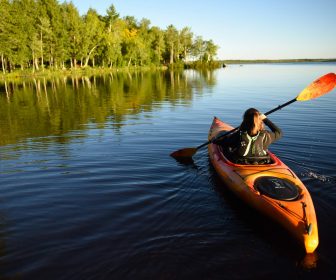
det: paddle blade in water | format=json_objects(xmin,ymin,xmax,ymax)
[
  {"xmin": 170, "ymin": 147, "xmax": 197, "ymax": 158},
  {"xmin": 297, "ymin": 72, "xmax": 336, "ymax": 101}
]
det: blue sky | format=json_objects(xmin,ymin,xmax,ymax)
[{"xmin": 69, "ymin": 0, "xmax": 336, "ymax": 60}]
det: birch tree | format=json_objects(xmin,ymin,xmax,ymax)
[{"xmin": 165, "ymin": 25, "xmax": 178, "ymax": 64}]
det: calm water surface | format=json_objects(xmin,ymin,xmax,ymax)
[{"xmin": 1, "ymin": 64, "xmax": 336, "ymax": 279}]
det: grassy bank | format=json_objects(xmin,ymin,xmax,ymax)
[
  {"xmin": 0, "ymin": 65, "xmax": 171, "ymax": 80},
  {"xmin": 1, "ymin": 59, "xmax": 335, "ymax": 80},
  {"xmin": 0, "ymin": 61, "xmax": 225, "ymax": 80}
]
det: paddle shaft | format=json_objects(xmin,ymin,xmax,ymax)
[
  {"xmin": 264, "ymin": 98, "xmax": 297, "ymax": 116},
  {"xmin": 196, "ymin": 97, "xmax": 297, "ymax": 150}
]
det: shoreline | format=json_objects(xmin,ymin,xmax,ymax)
[
  {"xmin": 1, "ymin": 59, "xmax": 335, "ymax": 80},
  {"xmin": 0, "ymin": 66, "xmax": 169, "ymax": 80}
]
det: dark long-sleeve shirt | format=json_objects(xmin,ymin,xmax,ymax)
[
  {"xmin": 215, "ymin": 118, "xmax": 282, "ymax": 163},
  {"xmin": 261, "ymin": 118, "xmax": 283, "ymax": 146}
]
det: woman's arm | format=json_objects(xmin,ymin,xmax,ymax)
[
  {"xmin": 263, "ymin": 118, "xmax": 282, "ymax": 140},
  {"xmin": 260, "ymin": 113, "xmax": 283, "ymax": 145}
]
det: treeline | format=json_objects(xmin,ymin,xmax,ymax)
[{"xmin": 0, "ymin": 0, "xmax": 219, "ymax": 74}]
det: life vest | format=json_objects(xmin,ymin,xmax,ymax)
[{"xmin": 237, "ymin": 130, "xmax": 268, "ymax": 158}]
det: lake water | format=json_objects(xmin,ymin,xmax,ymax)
[{"xmin": 1, "ymin": 64, "xmax": 336, "ymax": 279}]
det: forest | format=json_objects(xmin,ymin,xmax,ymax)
[{"xmin": 0, "ymin": 0, "xmax": 220, "ymax": 74}]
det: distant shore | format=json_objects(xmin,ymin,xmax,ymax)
[{"xmin": 221, "ymin": 58, "xmax": 336, "ymax": 64}]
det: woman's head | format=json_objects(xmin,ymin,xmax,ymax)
[{"xmin": 240, "ymin": 108, "xmax": 264, "ymax": 135}]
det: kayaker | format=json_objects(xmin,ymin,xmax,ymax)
[{"xmin": 215, "ymin": 108, "xmax": 282, "ymax": 164}]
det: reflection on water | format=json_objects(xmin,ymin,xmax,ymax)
[
  {"xmin": 300, "ymin": 253, "xmax": 318, "ymax": 269},
  {"xmin": 0, "ymin": 70, "xmax": 216, "ymax": 146}
]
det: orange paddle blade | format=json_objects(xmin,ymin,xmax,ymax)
[
  {"xmin": 170, "ymin": 147, "xmax": 197, "ymax": 158},
  {"xmin": 297, "ymin": 72, "xmax": 336, "ymax": 101}
]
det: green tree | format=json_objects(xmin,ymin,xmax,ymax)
[
  {"xmin": 165, "ymin": 25, "xmax": 178, "ymax": 64},
  {"xmin": 82, "ymin": 8, "xmax": 104, "ymax": 67},
  {"xmin": 191, "ymin": 36, "xmax": 204, "ymax": 61},
  {"xmin": 137, "ymin": 18, "xmax": 152, "ymax": 65},
  {"xmin": 104, "ymin": 18, "xmax": 125, "ymax": 67},
  {"xmin": 101, "ymin": 4, "xmax": 122, "ymax": 67},
  {"xmin": 38, "ymin": 16, "xmax": 52, "ymax": 70},
  {"xmin": 122, "ymin": 27, "xmax": 139, "ymax": 66},
  {"xmin": 203, "ymin": 40, "xmax": 218, "ymax": 62},
  {"xmin": 149, "ymin": 26, "xmax": 165, "ymax": 65},
  {"xmin": 38, "ymin": 0, "xmax": 68, "ymax": 69},
  {"xmin": 105, "ymin": 4, "xmax": 119, "ymax": 32},
  {"xmin": 62, "ymin": 2, "xmax": 82, "ymax": 68},
  {"xmin": 179, "ymin": 27, "xmax": 193, "ymax": 62},
  {"xmin": 0, "ymin": 0, "xmax": 11, "ymax": 73},
  {"xmin": 6, "ymin": 0, "xmax": 37, "ymax": 71},
  {"xmin": 122, "ymin": 16, "xmax": 142, "ymax": 66}
]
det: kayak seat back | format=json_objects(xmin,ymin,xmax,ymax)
[
  {"xmin": 235, "ymin": 155, "xmax": 272, "ymax": 165},
  {"xmin": 254, "ymin": 176, "xmax": 300, "ymax": 201},
  {"xmin": 219, "ymin": 146, "xmax": 275, "ymax": 165}
]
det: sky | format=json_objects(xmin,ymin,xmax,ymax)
[{"xmin": 69, "ymin": 0, "xmax": 336, "ymax": 60}]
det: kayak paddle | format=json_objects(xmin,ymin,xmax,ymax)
[{"xmin": 170, "ymin": 72, "xmax": 336, "ymax": 159}]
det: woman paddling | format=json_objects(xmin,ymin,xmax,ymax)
[{"xmin": 215, "ymin": 108, "xmax": 282, "ymax": 164}]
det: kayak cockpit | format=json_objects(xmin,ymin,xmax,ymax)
[
  {"xmin": 216, "ymin": 144, "xmax": 301, "ymax": 201},
  {"xmin": 217, "ymin": 144, "xmax": 277, "ymax": 166}
]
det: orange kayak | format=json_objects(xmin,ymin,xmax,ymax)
[{"xmin": 208, "ymin": 117, "xmax": 319, "ymax": 253}]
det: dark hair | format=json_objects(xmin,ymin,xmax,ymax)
[{"xmin": 240, "ymin": 108, "xmax": 261, "ymax": 135}]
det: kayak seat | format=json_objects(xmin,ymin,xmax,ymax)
[
  {"xmin": 254, "ymin": 176, "xmax": 300, "ymax": 201},
  {"xmin": 235, "ymin": 155, "xmax": 272, "ymax": 165},
  {"xmin": 219, "ymin": 146, "xmax": 274, "ymax": 165}
]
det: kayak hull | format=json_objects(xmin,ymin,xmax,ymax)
[{"xmin": 208, "ymin": 117, "xmax": 319, "ymax": 253}]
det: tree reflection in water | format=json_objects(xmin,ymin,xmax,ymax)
[{"xmin": 0, "ymin": 70, "xmax": 217, "ymax": 146}]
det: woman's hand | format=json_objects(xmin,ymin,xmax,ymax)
[{"xmin": 259, "ymin": 113, "xmax": 267, "ymax": 121}]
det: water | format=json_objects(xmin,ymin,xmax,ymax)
[{"xmin": 1, "ymin": 64, "xmax": 336, "ymax": 279}]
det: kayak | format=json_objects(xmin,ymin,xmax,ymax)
[{"xmin": 208, "ymin": 117, "xmax": 319, "ymax": 253}]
